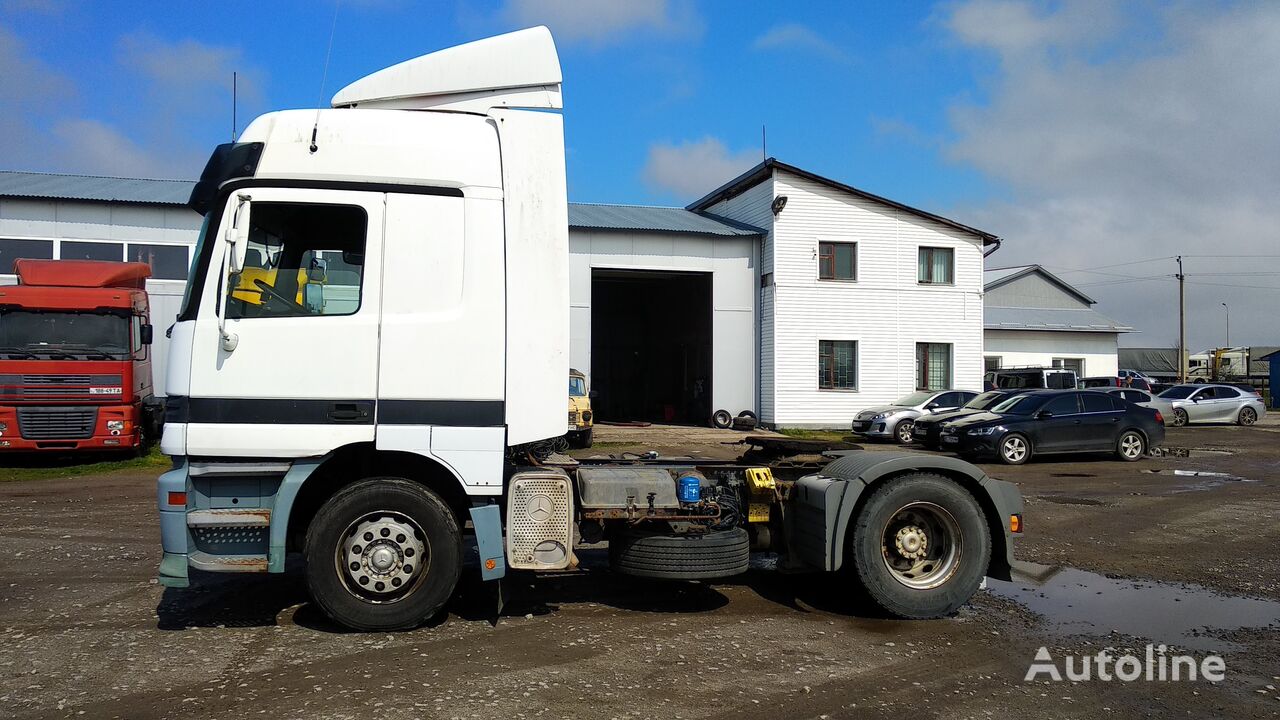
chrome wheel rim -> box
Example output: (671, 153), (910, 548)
(1002, 436), (1027, 463)
(1120, 433), (1143, 459)
(897, 421), (914, 443)
(1173, 409), (1187, 427)
(336, 510), (430, 604)
(1241, 408), (1257, 425)
(880, 501), (962, 590)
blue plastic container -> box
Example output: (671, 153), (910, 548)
(677, 475), (702, 504)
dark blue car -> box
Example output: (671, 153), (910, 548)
(938, 389), (1166, 465)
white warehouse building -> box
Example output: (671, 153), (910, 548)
(0, 160), (1000, 428)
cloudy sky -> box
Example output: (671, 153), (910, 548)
(2, 0), (1277, 349)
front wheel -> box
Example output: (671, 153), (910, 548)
(847, 473), (991, 618)
(1116, 430), (1146, 461)
(998, 434), (1032, 465)
(1172, 408), (1188, 427)
(575, 428), (594, 448)
(304, 477), (462, 631)
(1238, 407), (1258, 426)
(895, 420), (915, 444)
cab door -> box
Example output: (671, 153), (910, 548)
(184, 188), (384, 457)
(1031, 393), (1083, 453)
(1186, 386), (1217, 423)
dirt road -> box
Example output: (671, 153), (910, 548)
(1, 423), (1278, 719)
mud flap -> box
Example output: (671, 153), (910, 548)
(469, 504), (507, 581)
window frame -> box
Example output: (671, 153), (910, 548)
(817, 240), (858, 282)
(223, 201), (371, 321)
(915, 342), (953, 391)
(1052, 357), (1086, 376)
(818, 339), (859, 392)
(917, 246), (955, 285)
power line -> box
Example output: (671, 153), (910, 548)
(1045, 257), (1174, 274)
(1181, 254), (1280, 259)
(1185, 279), (1280, 291)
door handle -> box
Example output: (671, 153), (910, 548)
(327, 402), (371, 423)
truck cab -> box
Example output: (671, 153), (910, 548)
(567, 368), (593, 448)
(0, 260), (157, 452)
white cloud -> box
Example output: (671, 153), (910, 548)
(942, 1), (1280, 348)
(49, 119), (177, 178)
(642, 137), (760, 200)
(752, 23), (847, 61)
(499, 0), (701, 45)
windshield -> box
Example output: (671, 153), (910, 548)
(966, 391), (1008, 410)
(179, 213), (212, 319)
(0, 310), (130, 359)
(1158, 386), (1196, 399)
(893, 391), (935, 407)
(569, 376), (586, 396)
(990, 394), (1045, 415)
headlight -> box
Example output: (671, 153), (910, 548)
(872, 411), (895, 421)
(106, 420), (125, 432)
(966, 426), (1002, 436)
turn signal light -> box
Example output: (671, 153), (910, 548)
(167, 491), (187, 507)
(485, 559), (497, 571)
(1154, 410), (1164, 425)
(1010, 514), (1022, 533)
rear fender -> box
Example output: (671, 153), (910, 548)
(791, 452), (1021, 580)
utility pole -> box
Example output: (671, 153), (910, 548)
(1177, 256), (1186, 382)
(1222, 302), (1229, 347)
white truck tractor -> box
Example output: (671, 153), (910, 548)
(156, 27), (1023, 631)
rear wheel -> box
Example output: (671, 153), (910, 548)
(1172, 408), (1189, 427)
(304, 477), (462, 631)
(1238, 407), (1258, 426)
(711, 410), (733, 429)
(847, 473), (991, 618)
(1116, 430), (1146, 461)
(997, 434), (1031, 465)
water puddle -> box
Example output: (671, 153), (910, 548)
(1141, 468), (1256, 492)
(1154, 447), (1236, 458)
(1040, 496), (1107, 506)
(986, 563), (1280, 652)
(1049, 473), (1097, 478)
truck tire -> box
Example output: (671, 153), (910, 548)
(574, 428), (593, 449)
(846, 473), (991, 619)
(304, 477), (462, 631)
(610, 527), (749, 580)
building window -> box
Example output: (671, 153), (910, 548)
(916, 342), (952, 390)
(0, 238), (54, 273)
(128, 243), (189, 280)
(1053, 357), (1085, 376)
(984, 356), (1002, 371)
(62, 240), (123, 262)
(918, 246), (954, 284)
(818, 241), (857, 281)
(819, 340), (858, 390)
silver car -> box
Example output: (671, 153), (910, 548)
(1096, 387), (1175, 425)
(850, 389), (978, 444)
(1157, 384), (1266, 427)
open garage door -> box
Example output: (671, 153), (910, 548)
(591, 269), (712, 424)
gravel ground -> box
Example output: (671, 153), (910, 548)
(1, 422), (1278, 719)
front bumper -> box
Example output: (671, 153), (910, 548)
(850, 418), (896, 437)
(0, 431), (141, 451)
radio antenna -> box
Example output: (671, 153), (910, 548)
(310, 0), (342, 153)
(232, 71), (238, 142)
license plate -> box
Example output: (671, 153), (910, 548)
(943, 436), (959, 444)
(852, 422), (868, 430)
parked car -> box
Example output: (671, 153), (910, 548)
(938, 389), (1166, 465)
(1156, 383), (1265, 426)
(910, 389), (1024, 449)
(850, 389), (979, 444)
(1094, 387), (1175, 425)
(985, 367), (1078, 391)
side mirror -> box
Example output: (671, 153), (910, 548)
(1036, 410), (1053, 419)
(139, 323), (153, 346)
(224, 193), (252, 274)
(925, 402), (940, 410)
(307, 257), (328, 283)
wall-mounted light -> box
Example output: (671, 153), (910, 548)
(771, 196), (788, 215)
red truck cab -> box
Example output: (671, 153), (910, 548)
(0, 260), (159, 452)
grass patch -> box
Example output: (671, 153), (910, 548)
(0, 446), (170, 483)
(776, 428), (851, 442)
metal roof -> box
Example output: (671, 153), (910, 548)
(0, 171), (195, 206)
(686, 158), (1000, 246)
(0, 171), (765, 237)
(985, 306), (1133, 333)
(984, 264), (1096, 305)
(568, 203), (762, 237)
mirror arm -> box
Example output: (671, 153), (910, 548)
(217, 247), (239, 353)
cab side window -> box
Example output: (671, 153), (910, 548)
(1192, 387), (1215, 401)
(1043, 394), (1080, 416)
(226, 203), (368, 320)
(1081, 393), (1114, 413)
(1214, 386), (1239, 398)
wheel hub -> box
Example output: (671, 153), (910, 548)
(341, 513), (426, 597)
(895, 526), (928, 560)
